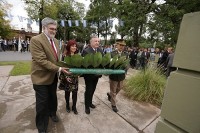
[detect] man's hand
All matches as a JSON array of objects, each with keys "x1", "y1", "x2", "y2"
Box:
[{"x1": 61, "y1": 67, "x2": 71, "y2": 75}]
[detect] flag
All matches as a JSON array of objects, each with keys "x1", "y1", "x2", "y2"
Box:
[
  {"x1": 59, "y1": 39, "x2": 62, "y2": 50},
  {"x1": 7, "y1": 13, "x2": 14, "y2": 20},
  {"x1": 18, "y1": 16, "x2": 23, "y2": 22},
  {"x1": 108, "y1": 19, "x2": 113, "y2": 27},
  {"x1": 83, "y1": 20, "x2": 87, "y2": 27},
  {"x1": 27, "y1": 18, "x2": 33, "y2": 24},
  {"x1": 68, "y1": 20, "x2": 72, "y2": 27},
  {"x1": 99, "y1": 21, "x2": 104, "y2": 28},
  {"x1": 36, "y1": 20, "x2": 39, "y2": 26},
  {"x1": 119, "y1": 20, "x2": 124, "y2": 26},
  {"x1": 18, "y1": 37, "x2": 21, "y2": 52},
  {"x1": 75, "y1": 20, "x2": 79, "y2": 26},
  {"x1": 61, "y1": 20, "x2": 65, "y2": 27}
]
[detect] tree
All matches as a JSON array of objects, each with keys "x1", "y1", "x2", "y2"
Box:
[
  {"x1": 0, "y1": 1, "x2": 13, "y2": 38},
  {"x1": 23, "y1": 0, "x2": 85, "y2": 42},
  {"x1": 85, "y1": 0, "x2": 116, "y2": 45},
  {"x1": 115, "y1": 0, "x2": 156, "y2": 47},
  {"x1": 148, "y1": 0, "x2": 200, "y2": 46}
]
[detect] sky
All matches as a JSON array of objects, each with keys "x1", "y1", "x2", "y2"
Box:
[{"x1": 5, "y1": 0, "x2": 90, "y2": 32}]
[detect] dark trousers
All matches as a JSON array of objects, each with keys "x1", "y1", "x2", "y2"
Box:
[
  {"x1": 33, "y1": 75, "x2": 58, "y2": 132},
  {"x1": 65, "y1": 91, "x2": 77, "y2": 107},
  {"x1": 84, "y1": 75, "x2": 99, "y2": 108}
]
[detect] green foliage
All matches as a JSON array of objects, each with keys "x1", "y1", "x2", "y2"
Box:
[
  {"x1": 0, "y1": 2, "x2": 12, "y2": 38},
  {"x1": 0, "y1": 61, "x2": 31, "y2": 76},
  {"x1": 101, "y1": 53, "x2": 111, "y2": 67},
  {"x1": 23, "y1": 0, "x2": 85, "y2": 40},
  {"x1": 92, "y1": 52, "x2": 102, "y2": 68},
  {"x1": 59, "y1": 53, "x2": 129, "y2": 69},
  {"x1": 70, "y1": 54, "x2": 83, "y2": 67},
  {"x1": 147, "y1": 0, "x2": 200, "y2": 46},
  {"x1": 124, "y1": 67, "x2": 166, "y2": 106}
]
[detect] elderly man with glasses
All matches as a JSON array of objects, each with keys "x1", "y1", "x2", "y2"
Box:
[{"x1": 30, "y1": 17, "x2": 70, "y2": 133}]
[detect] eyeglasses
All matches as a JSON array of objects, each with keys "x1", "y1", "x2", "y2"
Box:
[{"x1": 49, "y1": 28, "x2": 57, "y2": 31}]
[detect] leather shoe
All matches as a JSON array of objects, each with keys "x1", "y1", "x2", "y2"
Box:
[
  {"x1": 66, "y1": 105, "x2": 70, "y2": 113},
  {"x1": 90, "y1": 104, "x2": 96, "y2": 108},
  {"x1": 72, "y1": 106, "x2": 78, "y2": 115},
  {"x1": 50, "y1": 115, "x2": 59, "y2": 122},
  {"x1": 39, "y1": 132, "x2": 46, "y2": 133},
  {"x1": 112, "y1": 105, "x2": 118, "y2": 112},
  {"x1": 107, "y1": 93, "x2": 111, "y2": 102},
  {"x1": 85, "y1": 108, "x2": 90, "y2": 114}
]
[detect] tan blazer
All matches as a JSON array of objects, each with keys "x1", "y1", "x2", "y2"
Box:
[{"x1": 30, "y1": 33, "x2": 60, "y2": 85}]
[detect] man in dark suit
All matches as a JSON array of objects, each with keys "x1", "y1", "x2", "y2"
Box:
[
  {"x1": 129, "y1": 47, "x2": 138, "y2": 68},
  {"x1": 30, "y1": 17, "x2": 70, "y2": 133},
  {"x1": 81, "y1": 35, "x2": 103, "y2": 114},
  {"x1": 140, "y1": 48, "x2": 150, "y2": 69}
]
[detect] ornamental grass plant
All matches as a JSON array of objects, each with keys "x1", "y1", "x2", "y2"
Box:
[{"x1": 124, "y1": 66, "x2": 167, "y2": 106}]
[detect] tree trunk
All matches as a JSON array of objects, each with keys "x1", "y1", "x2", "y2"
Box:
[
  {"x1": 39, "y1": 0, "x2": 44, "y2": 33},
  {"x1": 133, "y1": 26, "x2": 139, "y2": 47}
]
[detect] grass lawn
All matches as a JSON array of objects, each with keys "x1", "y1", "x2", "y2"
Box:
[{"x1": 0, "y1": 61, "x2": 31, "y2": 76}]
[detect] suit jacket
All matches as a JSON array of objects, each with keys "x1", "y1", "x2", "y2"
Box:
[
  {"x1": 81, "y1": 46, "x2": 103, "y2": 56},
  {"x1": 30, "y1": 33, "x2": 60, "y2": 85}
]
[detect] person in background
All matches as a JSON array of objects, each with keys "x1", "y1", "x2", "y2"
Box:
[
  {"x1": 140, "y1": 48, "x2": 150, "y2": 69},
  {"x1": 26, "y1": 38, "x2": 30, "y2": 52},
  {"x1": 166, "y1": 48, "x2": 176, "y2": 77},
  {"x1": 81, "y1": 35, "x2": 104, "y2": 114},
  {"x1": 13, "y1": 37, "x2": 18, "y2": 52},
  {"x1": 129, "y1": 47, "x2": 138, "y2": 68},
  {"x1": 158, "y1": 47, "x2": 172, "y2": 74},
  {"x1": 30, "y1": 17, "x2": 70, "y2": 133},
  {"x1": 107, "y1": 39, "x2": 129, "y2": 112},
  {"x1": 59, "y1": 40, "x2": 79, "y2": 115}
]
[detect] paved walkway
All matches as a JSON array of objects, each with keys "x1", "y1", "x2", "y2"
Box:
[
  {"x1": 0, "y1": 65, "x2": 160, "y2": 133},
  {"x1": 0, "y1": 51, "x2": 32, "y2": 61}
]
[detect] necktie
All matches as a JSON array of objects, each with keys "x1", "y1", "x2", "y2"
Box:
[{"x1": 50, "y1": 39, "x2": 58, "y2": 61}]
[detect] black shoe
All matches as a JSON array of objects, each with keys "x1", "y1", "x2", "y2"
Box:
[
  {"x1": 85, "y1": 108, "x2": 90, "y2": 114},
  {"x1": 90, "y1": 104, "x2": 96, "y2": 108},
  {"x1": 66, "y1": 105, "x2": 70, "y2": 113},
  {"x1": 112, "y1": 106, "x2": 118, "y2": 112},
  {"x1": 39, "y1": 132, "x2": 46, "y2": 133},
  {"x1": 107, "y1": 93, "x2": 111, "y2": 102},
  {"x1": 50, "y1": 115, "x2": 59, "y2": 122},
  {"x1": 72, "y1": 106, "x2": 78, "y2": 115}
]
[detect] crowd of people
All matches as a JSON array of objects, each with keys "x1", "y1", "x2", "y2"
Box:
[
  {"x1": 3, "y1": 17, "x2": 176, "y2": 133},
  {"x1": 0, "y1": 36, "x2": 30, "y2": 52},
  {"x1": 129, "y1": 46, "x2": 176, "y2": 77}
]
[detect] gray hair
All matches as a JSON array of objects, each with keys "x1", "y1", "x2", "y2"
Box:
[
  {"x1": 90, "y1": 34, "x2": 98, "y2": 39},
  {"x1": 42, "y1": 17, "x2": 57, "y2": 27}
]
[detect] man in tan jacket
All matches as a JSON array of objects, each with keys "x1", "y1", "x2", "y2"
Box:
[{"x1": 30, "y1": 17, "x2": 70, "y2": 133}]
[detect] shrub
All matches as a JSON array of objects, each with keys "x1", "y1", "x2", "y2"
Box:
[{"x1": 124, "y1": 67, "x2": 166, "y2": 106}]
